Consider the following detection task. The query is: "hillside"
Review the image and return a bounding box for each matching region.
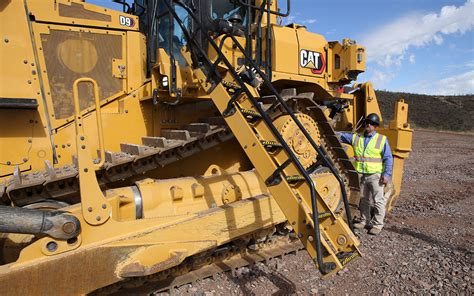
[375,91,474,132]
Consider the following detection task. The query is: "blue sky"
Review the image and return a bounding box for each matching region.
[89,0,473,95]
[286,0,474,95]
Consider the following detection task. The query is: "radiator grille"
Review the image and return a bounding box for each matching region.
[41,30,123,119]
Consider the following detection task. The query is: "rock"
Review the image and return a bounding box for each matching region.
[310,288,318,294]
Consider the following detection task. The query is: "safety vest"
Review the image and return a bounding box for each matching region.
[351,132,387,174]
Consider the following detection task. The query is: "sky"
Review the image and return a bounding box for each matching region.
[90,0,474,95]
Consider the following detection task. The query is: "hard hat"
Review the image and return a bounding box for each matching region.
[365,113,380,126]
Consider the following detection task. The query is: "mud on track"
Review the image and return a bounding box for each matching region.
[170,130,473,295]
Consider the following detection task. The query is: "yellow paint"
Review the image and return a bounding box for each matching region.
[0,0,413,292]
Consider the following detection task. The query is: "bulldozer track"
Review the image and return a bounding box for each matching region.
[93,225,304,295]
[2,121,233,206]
[2,89,358,209]
[261,88,360,197]
[0,89,360,294]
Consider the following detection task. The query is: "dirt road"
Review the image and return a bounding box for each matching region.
[174,130,474,295]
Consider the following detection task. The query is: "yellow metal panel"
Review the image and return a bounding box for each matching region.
[0,1,38,100]
[0,1,54,177]
[296,27,328,78]
[25,0,139,31]
[126,31,147,93]
[272,26,299,74]
[0,194,286,295]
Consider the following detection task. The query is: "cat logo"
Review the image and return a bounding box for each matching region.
[300,49,325,74]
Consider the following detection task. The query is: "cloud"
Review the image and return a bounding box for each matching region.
[403,70,474,95]
[369,69,397,88]
[431,70,474,95]
[302,19,317,24]
[361,0,474,67]
[408,54,416,64]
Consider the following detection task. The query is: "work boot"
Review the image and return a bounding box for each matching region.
[353,222,366,229]
[368,227,382,235]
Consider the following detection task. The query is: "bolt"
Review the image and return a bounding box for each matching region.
[84,168,88,173]
[308,235,314,242]
[88,207,93,212]
[6,161,11,165]
[22,158,27,162]
[23,60,28,64]
[337,235,347,246]
[81,145,86,149]
[46,241,58,252]
[298,233,303,238]
[62,221,77,234]
[96,216,101,221]
[80,136,85,141]
[4,38,9,43]
[27,80,32,84]
[102,204,107,209]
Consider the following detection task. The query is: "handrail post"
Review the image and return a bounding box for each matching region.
[72,78,111,225]
[72,78,105,169]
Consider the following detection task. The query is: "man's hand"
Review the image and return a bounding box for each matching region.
[380,175,389,185]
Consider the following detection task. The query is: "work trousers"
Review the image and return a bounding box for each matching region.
[359,173,387,229]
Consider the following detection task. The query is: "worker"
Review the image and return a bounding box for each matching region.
[338,113,393,235]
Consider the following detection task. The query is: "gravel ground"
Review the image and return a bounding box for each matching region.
[171,130,473,295]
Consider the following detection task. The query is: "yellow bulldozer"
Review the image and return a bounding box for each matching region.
[0,0,412,294]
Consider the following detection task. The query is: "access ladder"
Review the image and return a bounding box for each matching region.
[164,1,361,276]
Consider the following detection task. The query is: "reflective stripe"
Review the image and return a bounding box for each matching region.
[354,156,383,163]
[375,134,383,149]
[352,132,386,174]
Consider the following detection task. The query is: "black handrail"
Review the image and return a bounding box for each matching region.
[236,0,291,17]
[162,0,351,274]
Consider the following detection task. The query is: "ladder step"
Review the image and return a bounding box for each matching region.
[318,212,333,219]
[337,251,361,266]
[285,175,305,184]
[240,109,262,121]
[261,140,283,151]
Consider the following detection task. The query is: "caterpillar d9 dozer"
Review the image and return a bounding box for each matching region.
[0,0,412,294]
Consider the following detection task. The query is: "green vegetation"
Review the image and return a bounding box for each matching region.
[376,91,474,132]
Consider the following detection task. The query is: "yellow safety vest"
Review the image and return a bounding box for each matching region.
[351,132,387,174]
